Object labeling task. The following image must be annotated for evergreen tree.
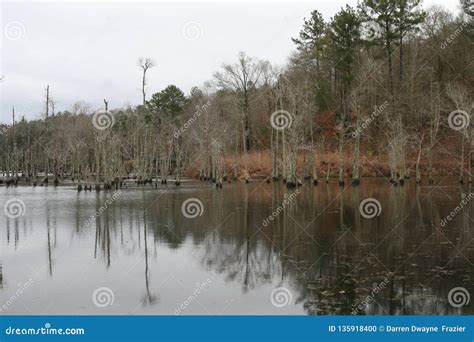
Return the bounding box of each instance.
[147,85,188,122]
[394,0,426,83]
[329,5,362,89]
[292,10,327,71]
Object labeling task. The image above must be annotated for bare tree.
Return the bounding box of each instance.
[138,57,155,106]
[45,85,50,119]
[427,80,441,184]
[214,52,267,154]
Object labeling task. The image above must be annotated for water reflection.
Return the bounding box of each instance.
[0,179,473,315]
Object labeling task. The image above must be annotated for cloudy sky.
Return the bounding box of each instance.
[0,0,462,123]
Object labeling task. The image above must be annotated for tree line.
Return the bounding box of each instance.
[1,0,473,190]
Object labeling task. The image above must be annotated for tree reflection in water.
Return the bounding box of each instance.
[1,179,473,314]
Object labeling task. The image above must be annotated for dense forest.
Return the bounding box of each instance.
[1,0,474,190]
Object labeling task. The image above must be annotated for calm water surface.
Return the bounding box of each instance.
[0,179,473,315]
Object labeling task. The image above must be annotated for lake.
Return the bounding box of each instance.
[1,178,473,315]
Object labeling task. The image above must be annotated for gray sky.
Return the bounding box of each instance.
[0,0,462,123]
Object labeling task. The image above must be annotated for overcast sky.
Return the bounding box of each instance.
[0,0,462,123]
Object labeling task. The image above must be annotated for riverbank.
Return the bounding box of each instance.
[184,149,463,180]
